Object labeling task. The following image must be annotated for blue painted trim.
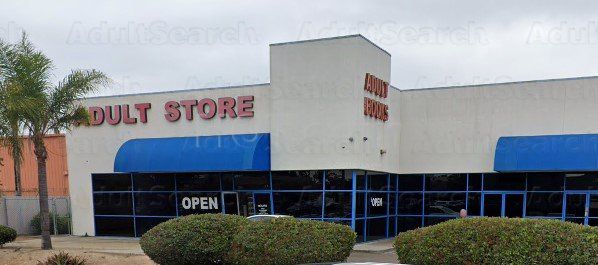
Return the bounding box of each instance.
[351,170,357,230]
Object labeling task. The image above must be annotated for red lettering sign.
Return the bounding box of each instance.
[364,73,388,98]
[86,95,254,126]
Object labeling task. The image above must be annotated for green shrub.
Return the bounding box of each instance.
[394,217,598,264]
[30,212,70,235]
[0,225,17,247]
[140,214,249,265]
[230,218,356,265]
[37,251,86,265]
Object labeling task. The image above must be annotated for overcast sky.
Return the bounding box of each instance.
[1,0,597,96]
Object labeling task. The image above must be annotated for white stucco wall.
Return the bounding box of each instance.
[398,77,598,173]
[269,36,398,173]
[67,35,400,236]
[67,84,271,235]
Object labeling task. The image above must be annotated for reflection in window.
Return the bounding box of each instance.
[484,173,525,190]
[424,193,465,216]
[356,171,366,190]
[398,193,423,215]
[468,174,482,191]
[224,172,269,190]
[366,218,387,241]
[273,192,322,218]
[133,173,175,191]
[527,173,564,191]
[367,172,388,191]
[467,192,481,216]
[134,192,177,216]
[397,216,422,233]
[135,217,172,237]
[324,192,352,218]
[424,216,454,226]
[425,174,467,191]
[93,193,133,215]
[565,173,598,190]
[176,173,220,191]
[95,217,134,237]
[398,175,423,191]
[526,192,563,217]
[325,170,352,190]
[92,174,132,192]
[272,171,323,190]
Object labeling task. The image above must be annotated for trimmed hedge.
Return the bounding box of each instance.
[230,218,356,265]
[0,225,17,247]
[30,212,70,235]
[394,217,598,264]
[140,214,249,265]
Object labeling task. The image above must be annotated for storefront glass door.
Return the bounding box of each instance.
[482,193,524,217]
[235,192,272,216]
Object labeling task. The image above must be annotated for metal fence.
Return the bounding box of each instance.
[0,196,71,235]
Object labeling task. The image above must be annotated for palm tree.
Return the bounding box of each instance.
[0,33,109,249]
[0,86,25,197]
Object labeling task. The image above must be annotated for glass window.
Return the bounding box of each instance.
[398,193,423,215]
[467,192,481,216]
[272,171,323,190]
[368,172,388,191]
[366,218,387,241]
[356,193,365,218]
[484,173,525,190]
[325,170,352,190]
[355,219,365,242]
[397,216,422,233]
[134,192,177,216]
[324,192,352,218]
[92,174,132,192]
[483,194,502,217]
[224,172,269,190]
[468,174,482,191]
[93,193,132,215]
[527,173,564,191]
[367,193,387,217]
[133,173,175,191]
[388,217,396,237]
[389,174,398,191]
[95,217,134,237]
[273,192,322,218]
[590,195,598,218]
[177,192,222,216]
[526,192,563,217]
[565,173,598,190]
[356,171,366,190]
[176,173,220,191]
[425,174,467,191]
[566,194,586,217]
[424,216,454,226]
[505,194,524,218]
[424,193,465,216]
[398,175,423,191]
[135,217,171,237]
[389,193,397,215]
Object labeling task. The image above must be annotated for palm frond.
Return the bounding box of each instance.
[46,69,110,133]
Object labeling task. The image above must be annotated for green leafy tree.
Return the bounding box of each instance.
[0,33,109,249]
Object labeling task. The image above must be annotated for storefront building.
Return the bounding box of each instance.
[67,35,598,241]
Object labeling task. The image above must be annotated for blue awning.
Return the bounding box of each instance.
[114,133,270,173]
[494,134,598,172]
